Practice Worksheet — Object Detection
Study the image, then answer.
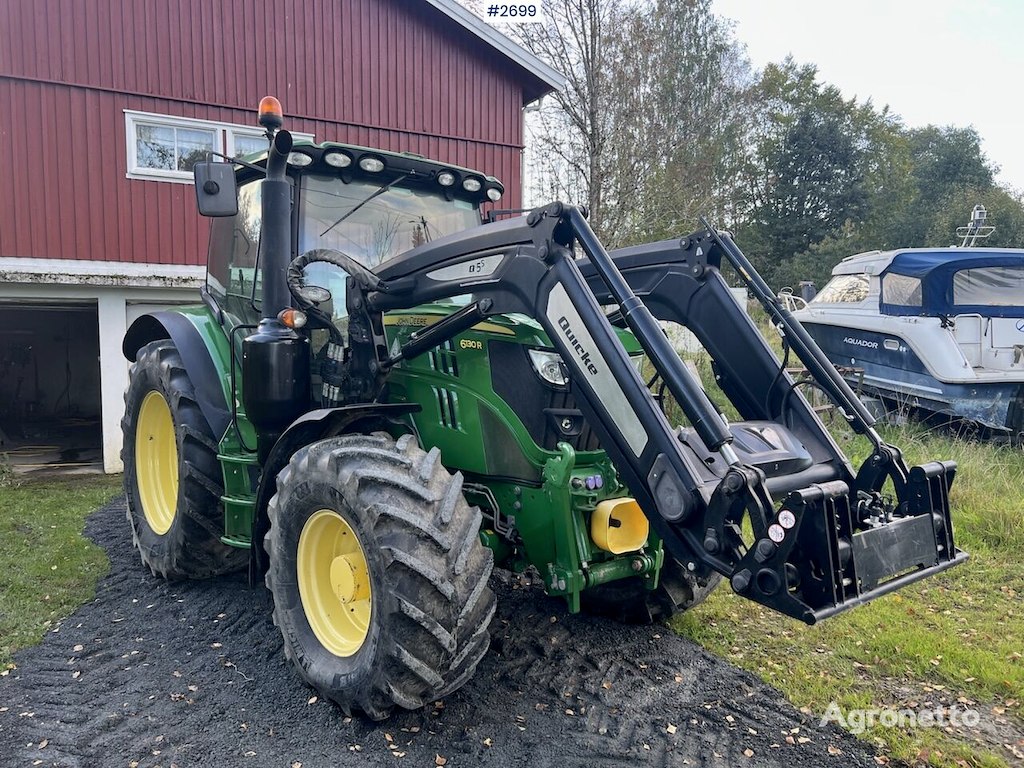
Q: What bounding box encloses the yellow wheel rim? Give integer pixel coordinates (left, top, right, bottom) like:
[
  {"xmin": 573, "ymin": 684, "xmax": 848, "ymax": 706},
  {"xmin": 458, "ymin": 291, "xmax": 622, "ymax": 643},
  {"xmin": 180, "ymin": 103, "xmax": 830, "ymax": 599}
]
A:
[
  {"xmin": 297, "ymin": 509, "xmax": 373, "ymax": 657},
  {"xmin": 135, "ymin": 390, "xmax": 179, "ymax": 535}
]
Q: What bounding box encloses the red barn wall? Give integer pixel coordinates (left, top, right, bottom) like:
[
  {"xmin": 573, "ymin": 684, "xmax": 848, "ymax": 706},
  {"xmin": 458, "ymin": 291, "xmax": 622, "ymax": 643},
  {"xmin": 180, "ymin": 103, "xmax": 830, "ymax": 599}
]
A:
[{"xmin": 0, "ymin": 0, "xmax": 529, "ymax": 266}]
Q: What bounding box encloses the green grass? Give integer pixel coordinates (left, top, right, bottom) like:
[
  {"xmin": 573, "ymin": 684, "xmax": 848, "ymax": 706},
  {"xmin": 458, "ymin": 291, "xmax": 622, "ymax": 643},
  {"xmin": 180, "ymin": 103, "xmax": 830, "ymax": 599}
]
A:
[
  {"xmin": 655, "ymin": 307, "xmax": 1024, "ymax": 764},
  {"xmin": 673, "ymin": 426, "xmax": 1024, "ymax": 767},
  {"xmin": 0, "ymin": 474, "xmax": 122, "ymax": 667}
]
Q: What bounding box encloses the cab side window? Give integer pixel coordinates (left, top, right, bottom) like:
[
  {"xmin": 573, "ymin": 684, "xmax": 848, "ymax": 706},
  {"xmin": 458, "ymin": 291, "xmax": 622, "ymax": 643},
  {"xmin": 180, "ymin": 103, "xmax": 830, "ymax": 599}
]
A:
[{"xmin": 207, "ymin": 180, "xmax": 263, "ymax": 324}]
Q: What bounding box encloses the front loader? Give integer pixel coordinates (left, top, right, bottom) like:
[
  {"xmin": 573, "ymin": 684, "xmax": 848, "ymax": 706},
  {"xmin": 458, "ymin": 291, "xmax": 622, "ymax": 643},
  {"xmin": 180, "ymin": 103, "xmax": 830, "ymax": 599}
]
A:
[{"xmin": 121, "ymin": 99, "xmax": 965, "ymax": 720}]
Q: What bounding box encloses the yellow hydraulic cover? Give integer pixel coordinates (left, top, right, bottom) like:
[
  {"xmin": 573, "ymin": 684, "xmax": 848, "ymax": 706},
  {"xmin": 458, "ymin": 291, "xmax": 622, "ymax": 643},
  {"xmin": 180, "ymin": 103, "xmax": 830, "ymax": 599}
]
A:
[{"xmin": 590, "ymin": 498, "xmax": 649, "ymax": 554}]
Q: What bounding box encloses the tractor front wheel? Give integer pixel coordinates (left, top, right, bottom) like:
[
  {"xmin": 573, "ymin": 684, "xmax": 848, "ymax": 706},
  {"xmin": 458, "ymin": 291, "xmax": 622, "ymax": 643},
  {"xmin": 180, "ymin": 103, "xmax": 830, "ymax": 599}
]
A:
[
  {"xmin": 265, "ymin": 433, "xmax": 495, "ymax": 719},
  {"xmin": 121, "ymin": 339, "xmax": 246, "ymax": 579}
]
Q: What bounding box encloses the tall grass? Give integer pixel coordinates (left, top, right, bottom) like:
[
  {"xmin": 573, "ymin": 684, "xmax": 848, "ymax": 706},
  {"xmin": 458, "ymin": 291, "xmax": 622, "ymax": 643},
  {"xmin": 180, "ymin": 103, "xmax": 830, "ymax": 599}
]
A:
[{"xmin": 656, "ymin": 307, "xmax": 1024, "ymax": 766}]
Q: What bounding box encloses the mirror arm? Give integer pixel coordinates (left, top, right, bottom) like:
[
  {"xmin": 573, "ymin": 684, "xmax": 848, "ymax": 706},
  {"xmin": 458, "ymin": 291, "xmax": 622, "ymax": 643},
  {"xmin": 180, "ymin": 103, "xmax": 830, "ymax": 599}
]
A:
[{"xmin": 204, "ymin": 150, "xmax": 268, "ymax": 175}]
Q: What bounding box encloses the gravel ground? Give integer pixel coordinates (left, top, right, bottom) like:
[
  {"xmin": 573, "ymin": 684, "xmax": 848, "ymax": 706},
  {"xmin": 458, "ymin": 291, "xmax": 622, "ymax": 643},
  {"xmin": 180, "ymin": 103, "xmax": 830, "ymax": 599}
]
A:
[{"xmin": 0, "ymin": 497, "xmax": 886, "ymax": 768}]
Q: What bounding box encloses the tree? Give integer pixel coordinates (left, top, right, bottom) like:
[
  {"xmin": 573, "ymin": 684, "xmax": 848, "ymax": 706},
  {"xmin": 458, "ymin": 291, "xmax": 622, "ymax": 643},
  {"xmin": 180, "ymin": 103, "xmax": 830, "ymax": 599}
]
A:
[
  {"xmin": 513, "ymin": 0, "xmax": 633, "ymax": 243},
  {"xmin": 737, "ymin": 60, "xmax": 881, "ymax": 287},
  {"xmin": 901, "ymin": 126, "xmax": 997, "ymax": 246},
  {"xmin": 604, "ymin": 0, "xmax": 754, "ymax": 244},
  {"xmin": 511, "ymin": 0, "xmax": 751, "ymax": 246},
  {"xmin": 925, "ymin": 186, "xmax": 1024, "ymax": 249}
]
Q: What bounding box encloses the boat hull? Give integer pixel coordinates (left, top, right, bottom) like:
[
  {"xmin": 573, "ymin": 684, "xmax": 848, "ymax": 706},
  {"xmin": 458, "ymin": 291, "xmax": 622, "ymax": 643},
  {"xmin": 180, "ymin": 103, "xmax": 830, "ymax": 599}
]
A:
[{"xmin": 799, "ymin": 320, "xmax": 1024, "ymax": 435}]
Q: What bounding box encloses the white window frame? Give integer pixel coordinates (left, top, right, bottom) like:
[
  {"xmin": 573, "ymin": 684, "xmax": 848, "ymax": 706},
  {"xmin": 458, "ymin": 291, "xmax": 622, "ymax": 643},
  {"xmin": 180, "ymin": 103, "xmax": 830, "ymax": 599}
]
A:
[{"xmin": 124, "ymin": 110, "xmax": 314, "ymax": 184}]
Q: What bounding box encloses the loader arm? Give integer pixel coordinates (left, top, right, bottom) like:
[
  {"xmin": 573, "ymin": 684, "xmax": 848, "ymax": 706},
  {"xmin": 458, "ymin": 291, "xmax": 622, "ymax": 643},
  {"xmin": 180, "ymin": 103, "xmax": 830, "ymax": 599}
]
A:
[{"xmin": 345, "ymin": 203, "xmax": 964, "ymax": 624}]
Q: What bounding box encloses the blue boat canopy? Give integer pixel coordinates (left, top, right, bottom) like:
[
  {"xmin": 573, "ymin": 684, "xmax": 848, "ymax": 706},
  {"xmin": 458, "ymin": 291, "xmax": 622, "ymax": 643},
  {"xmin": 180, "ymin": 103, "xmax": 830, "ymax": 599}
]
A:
[{"xmin": 879, "ymin": 249, "xmax": 1024, "ymax": 317}]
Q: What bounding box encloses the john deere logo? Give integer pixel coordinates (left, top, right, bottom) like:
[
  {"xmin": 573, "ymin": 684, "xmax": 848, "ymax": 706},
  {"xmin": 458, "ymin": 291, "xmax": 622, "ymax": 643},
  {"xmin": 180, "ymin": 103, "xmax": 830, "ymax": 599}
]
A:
[{"xmin": 558, "ymin": 316, "xmax": 599, "ymax": 375}]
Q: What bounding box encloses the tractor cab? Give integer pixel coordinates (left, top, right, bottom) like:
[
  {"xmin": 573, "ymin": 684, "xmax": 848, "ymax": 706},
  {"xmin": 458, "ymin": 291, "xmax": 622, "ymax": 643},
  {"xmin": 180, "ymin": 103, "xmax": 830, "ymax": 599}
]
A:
[{"xmin": 200, "ymin": 136, "xmax": 504, "ymax": 331}]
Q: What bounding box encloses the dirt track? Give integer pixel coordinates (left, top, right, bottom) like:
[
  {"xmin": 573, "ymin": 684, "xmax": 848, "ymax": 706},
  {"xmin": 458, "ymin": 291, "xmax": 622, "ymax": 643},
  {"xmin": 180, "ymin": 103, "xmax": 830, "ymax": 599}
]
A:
[{"xmin": 0, "ymin": 497, "xmax": 885, "ymax": 768}]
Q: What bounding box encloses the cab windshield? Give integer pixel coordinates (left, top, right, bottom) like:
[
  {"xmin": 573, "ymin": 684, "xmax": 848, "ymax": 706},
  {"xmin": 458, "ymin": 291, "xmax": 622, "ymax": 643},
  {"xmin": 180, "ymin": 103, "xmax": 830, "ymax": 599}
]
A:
[{"xmin": 298, "ymin": 174, "xmax": 480, "ymax": 268}]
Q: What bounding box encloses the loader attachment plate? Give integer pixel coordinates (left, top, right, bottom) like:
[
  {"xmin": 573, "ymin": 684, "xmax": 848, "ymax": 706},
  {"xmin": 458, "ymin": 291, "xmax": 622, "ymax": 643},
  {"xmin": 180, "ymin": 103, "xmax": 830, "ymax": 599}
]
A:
[{"xmin": 723, "ymin": 459, "xmax": 965, "ymax": 624}]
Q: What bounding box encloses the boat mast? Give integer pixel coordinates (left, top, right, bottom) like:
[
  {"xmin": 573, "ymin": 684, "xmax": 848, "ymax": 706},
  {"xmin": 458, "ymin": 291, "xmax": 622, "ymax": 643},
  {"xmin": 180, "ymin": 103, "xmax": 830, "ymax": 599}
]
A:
[{"xmin": 956, "ymin": 204, "xmax": 995, "ymax": 247}]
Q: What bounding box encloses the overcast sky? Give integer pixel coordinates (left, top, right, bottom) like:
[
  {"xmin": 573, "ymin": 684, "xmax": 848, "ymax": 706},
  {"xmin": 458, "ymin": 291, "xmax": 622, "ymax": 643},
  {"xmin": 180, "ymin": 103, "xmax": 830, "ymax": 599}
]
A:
[{"xmin": 712, "ymin": 0, "xmax": 1024, "ymax": 193}]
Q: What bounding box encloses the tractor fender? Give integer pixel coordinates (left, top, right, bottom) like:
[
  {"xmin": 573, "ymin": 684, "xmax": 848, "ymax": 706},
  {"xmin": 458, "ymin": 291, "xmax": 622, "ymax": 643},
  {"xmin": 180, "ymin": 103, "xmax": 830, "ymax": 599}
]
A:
[
  {"xmin": 123, "ymin": 311, "xmax": 232, "ymax": 441},
  {"xmin": 248, "ymin": 402, "xmax": 421, "ymax": 579}
]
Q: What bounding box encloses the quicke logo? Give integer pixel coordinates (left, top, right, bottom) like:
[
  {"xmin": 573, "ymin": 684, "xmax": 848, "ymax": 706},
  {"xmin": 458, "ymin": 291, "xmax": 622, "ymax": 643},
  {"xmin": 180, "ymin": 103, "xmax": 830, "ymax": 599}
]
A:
[{"xmin": 558, "ymin": 316, "xmax": 599, "ymax": 375}]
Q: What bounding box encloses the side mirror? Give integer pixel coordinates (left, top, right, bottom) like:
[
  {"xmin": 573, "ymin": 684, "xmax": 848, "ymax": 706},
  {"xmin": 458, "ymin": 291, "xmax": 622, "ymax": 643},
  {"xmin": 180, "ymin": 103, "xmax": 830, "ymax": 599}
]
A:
[{"xmin": 194, "ymin": 161, "xmax": 238, "ymax": 217}]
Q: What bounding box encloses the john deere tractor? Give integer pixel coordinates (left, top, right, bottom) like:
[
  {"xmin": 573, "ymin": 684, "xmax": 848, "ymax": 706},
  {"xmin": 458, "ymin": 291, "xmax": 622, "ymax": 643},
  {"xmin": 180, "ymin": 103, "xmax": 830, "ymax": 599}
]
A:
[{"xmin": 122, "ymin": 99, "xmax": 966, "ymax": 719}]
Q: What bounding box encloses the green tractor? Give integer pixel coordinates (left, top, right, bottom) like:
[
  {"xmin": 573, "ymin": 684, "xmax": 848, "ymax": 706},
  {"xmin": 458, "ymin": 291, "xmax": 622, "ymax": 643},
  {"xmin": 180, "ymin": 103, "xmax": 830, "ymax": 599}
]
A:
[{"xmin": 122, "ymin": 99, "xmax": 965, "ymax": 719}]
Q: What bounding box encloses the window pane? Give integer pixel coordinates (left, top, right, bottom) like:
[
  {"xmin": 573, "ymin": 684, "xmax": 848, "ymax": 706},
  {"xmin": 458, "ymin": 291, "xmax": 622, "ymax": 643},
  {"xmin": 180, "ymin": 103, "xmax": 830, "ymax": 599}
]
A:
[
  {"xmin": 881, "ymin": 273, "xmax": 922, "ymax": 306},
  {"xmin": 953, "ymin": 266, "xmax": 1024, "ymax": 306},
  {"xmin": 136, "ymin": 124, "xmax": 176, "ymax": 170},
  {"xmin": 233, "ymin": 133, "xmax": 268, "ymax": 158},
  {"xmin": 812, "ymin": 274, "xmax": 870, "ymax": 304},
  {"xmin": 299, "ymin": 176, "xmax": 480, "ymax": 267},
  {"xmin": 176, "ymin": 127, "xmax": 216, "ymax": 172}
]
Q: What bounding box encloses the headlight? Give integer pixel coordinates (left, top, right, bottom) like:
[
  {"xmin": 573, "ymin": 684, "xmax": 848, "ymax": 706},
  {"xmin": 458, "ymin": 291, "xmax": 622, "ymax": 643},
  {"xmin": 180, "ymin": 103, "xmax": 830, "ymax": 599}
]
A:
[
  {"xmin": 286, "ymin": 152, "xmax": 312, "ymax": 167},
  {"xmin": 437, "ymin": 171, "xmax": 456, "ymax": 187},
  {"xmin": 359, "ymin": 156, "xmax": 385, "ymax": 172},
  {"xmin": 528, "ymin": 349, "xmax": 568, "ymax": 386},
  {"xmin": 324, "ymin": 150, "xmax": 352, "ymax": 168},
  {"xmin": 486, "ymin": 187, "xmax": 502, "ymax": 202},
  {"xmin": 462, "ymin": 177, "xmax": 483, "ymax": 192}
]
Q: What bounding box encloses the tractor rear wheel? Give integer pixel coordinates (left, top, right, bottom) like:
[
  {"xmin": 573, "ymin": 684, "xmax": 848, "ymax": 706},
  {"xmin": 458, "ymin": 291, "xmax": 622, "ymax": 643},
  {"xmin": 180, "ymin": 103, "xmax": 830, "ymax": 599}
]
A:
[
  {"xmin": 265, "ymin": 433, "xmax": 495, "ymax": 720},
  {"xmin": 121, "ymin": 339, "xmax": 246, "ymax": 579},
  {"xmin": 581, "ymin": 557, "xmax": 721, "ymax": 624}
]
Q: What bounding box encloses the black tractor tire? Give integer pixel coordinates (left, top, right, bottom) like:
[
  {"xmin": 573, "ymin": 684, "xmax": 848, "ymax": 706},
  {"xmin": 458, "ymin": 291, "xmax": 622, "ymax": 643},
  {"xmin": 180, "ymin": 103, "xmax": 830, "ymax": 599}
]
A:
[
  {"xmin": 121, "ymin": 339, "xmax": 246, "ymax": 579},
  {"xmin": 265, "ymin": 433, "xmax": 496, "ymax": 720},
  {"xmin": 580, "ymin": 557, "xmax": 721, "ymax": 624}
]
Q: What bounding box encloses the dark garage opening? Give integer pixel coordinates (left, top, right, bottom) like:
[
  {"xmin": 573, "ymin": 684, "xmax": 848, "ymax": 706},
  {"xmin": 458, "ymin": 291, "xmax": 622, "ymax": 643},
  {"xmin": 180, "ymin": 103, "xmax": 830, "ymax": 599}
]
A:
[{"xmin": 0, "ymin": 302, "xmax": 103, "ymax": 473}]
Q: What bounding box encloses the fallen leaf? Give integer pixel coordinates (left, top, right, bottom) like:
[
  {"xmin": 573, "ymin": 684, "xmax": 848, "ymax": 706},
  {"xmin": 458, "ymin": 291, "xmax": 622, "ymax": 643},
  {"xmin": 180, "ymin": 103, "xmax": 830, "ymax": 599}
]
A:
[
  {"xmin": 435, "ymin": 755, "xmax": 447, "ymax": 766},
  {"xmin": 38, "ymin": 740, "xmax": 48, "ymax": 749},
  {"xmin": 307, "ymin": 696, "xmax": 318, "ymax": 705},
  {"xmin": 743, "ymin": 748, "xmax": 754, "ymax": 757},
  {"xmin": 73, "ymin": 645, "xmax": 83, "ymax": 652},
  {"xmin": 666, "ymin": 723, "xmax": 677, "ymax": 734},
  {"xmin": 483, "ymin": 738, "xmax": 492, "ymax": 747},
  {"xmin": 291, "ymin": 762, "xmax": 302, "ymax": 768},
  {"xmin": 72, "ymin": 671, "xmax": 81, "ymax": 679},
  {"xmin": 828, "ymin": 745, "xmax": 842, "ymax": 755}
]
